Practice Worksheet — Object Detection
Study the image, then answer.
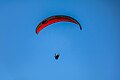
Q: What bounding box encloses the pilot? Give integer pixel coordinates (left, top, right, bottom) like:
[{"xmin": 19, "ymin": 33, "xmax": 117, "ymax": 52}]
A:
[{"xmin": 54, "ymin": 53, "xmax": 60, "ymax": 60}]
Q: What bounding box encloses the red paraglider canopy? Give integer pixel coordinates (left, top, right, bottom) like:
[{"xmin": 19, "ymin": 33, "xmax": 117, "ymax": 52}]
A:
[{"xmin": 36, "ymin": 15, "xmax": 82, "ymax": 34}]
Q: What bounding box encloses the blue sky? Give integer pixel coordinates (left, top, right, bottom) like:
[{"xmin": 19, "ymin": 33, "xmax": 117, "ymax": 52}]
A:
[{"xmin": 0, "ymin": 0, "xmax": 120, "ymax": 80}]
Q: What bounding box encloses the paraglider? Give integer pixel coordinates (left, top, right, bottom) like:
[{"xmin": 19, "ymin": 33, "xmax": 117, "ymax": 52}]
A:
[
  {"xmin": 36, "ymin": 15, "xmax": 82, "ymax": 34},
  {"xmin": 35, "ymin": 15, "xmax": 82, "ymax": 60},
  {"xmin": 54, "ymin": 53, "xmax": 60, "ymax": 60}
]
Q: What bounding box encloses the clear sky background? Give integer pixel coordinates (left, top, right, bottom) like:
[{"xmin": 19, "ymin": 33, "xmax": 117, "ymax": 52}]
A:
[{"xmin": 0, "ymin": 0, "xmax": 120, "ymax": 80}]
